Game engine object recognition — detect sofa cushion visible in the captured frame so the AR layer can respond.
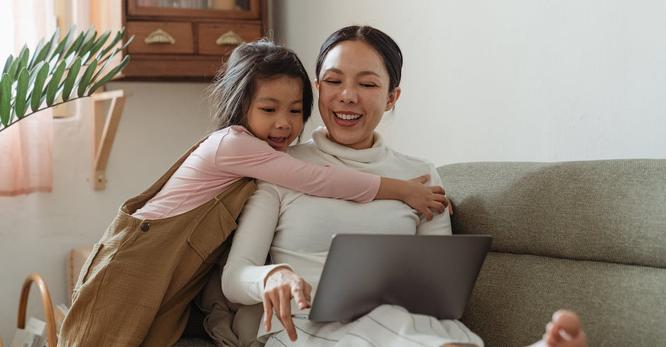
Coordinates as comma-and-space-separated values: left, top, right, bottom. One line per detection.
438, 160, 666, 267
462, 252, 666, 346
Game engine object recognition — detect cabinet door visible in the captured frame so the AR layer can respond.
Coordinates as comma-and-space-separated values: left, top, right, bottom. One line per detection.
127, 0, 261, 19
198, 22, 262, 56
126, 22, 194, 54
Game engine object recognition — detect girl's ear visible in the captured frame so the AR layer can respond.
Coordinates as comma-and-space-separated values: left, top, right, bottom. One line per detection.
386, 87, 401, 111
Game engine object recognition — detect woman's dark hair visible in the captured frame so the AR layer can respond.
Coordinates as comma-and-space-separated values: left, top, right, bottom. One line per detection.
315, 25, 403, 91
210, 39, 313, 130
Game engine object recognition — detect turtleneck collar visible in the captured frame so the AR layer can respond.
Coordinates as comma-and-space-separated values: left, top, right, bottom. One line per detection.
311, 126, 387, 164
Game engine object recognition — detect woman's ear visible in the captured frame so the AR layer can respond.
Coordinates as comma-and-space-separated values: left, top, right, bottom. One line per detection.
386, 87, 402, 111
313, 79, 320, 91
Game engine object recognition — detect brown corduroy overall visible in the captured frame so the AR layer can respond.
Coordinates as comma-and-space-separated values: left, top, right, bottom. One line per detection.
58, 140, 257, 347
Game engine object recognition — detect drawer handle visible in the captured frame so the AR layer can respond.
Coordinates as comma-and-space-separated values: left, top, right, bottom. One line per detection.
216, 31, 243, 46
145, 28, 176, 45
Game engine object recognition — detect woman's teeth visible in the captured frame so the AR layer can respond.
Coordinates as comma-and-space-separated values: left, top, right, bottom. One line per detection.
334, 112, 362, 120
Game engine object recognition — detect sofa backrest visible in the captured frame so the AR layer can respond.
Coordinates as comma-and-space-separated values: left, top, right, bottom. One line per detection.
438, 159, 666, 346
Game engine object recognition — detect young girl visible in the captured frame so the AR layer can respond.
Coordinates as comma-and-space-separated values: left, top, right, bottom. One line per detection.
58, 40, 447, 347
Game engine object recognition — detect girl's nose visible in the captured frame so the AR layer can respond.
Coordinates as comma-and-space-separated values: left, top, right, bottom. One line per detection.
275, 114, 291, 130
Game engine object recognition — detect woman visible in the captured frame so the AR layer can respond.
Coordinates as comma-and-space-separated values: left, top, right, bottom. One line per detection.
222, 26, 587, 347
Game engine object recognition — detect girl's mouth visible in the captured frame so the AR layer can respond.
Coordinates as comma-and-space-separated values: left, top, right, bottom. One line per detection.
333, 112, 362, 127
267, 136, 289, 150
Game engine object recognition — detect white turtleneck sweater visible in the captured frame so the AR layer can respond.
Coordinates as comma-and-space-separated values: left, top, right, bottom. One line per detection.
222, 128, 481, 346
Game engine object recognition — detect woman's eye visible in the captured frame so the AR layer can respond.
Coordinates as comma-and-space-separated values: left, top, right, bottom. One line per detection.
360, 83, 377, 88
324, 80, 341, 84
290, 109, 303, 114
260, 107, 276, 113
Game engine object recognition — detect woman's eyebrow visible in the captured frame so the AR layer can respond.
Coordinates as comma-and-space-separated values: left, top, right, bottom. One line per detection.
358, 71, 381, 78
324, 68, 381, 78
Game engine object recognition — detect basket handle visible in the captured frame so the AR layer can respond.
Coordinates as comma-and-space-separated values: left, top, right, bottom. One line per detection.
17, 273, 58, 347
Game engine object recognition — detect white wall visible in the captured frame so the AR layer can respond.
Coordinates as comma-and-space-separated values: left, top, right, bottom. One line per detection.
0, 82, 213, 341
274, 0, 666, 164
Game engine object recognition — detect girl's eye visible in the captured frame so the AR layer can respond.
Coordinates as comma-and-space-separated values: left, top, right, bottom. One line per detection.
290, 109, 303, 114
260, 107, 276, 113
360, 83, 378, 88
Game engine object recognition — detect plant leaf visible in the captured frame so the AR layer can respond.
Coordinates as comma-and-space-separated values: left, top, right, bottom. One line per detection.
96, 27, 125, 61
0, 73, 11, 127
87, 56, 130, 95
77, 59, 97, 97
28, 38, 44, 69
45, 28, 60, 59
98, 35, 134, 65
75, 28, 97, 59
15, 45, 30, 79
31, 63, 49, 112
46, 59, 66, 105
62, 57, 82, 101
28, 61, 43, 87
50, 27, 75, 61
29, 38, 53, 70
2, 55, 13, 74
14, 68, 29, 118
62, 32, 85, 61
7, 46, 29, 81
85, 31, 110, 64
90, 47, 119, 83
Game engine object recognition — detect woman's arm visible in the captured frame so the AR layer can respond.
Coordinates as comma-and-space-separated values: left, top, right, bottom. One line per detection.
222, 183, 290, 304
218, 128, 445, 217
221, 181, 309, 341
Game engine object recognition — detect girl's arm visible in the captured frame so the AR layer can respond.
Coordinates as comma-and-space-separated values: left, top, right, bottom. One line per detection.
219, 128, 445, 217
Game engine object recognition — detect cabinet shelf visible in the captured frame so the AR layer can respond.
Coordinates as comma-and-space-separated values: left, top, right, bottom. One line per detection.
92, 0, 268, 81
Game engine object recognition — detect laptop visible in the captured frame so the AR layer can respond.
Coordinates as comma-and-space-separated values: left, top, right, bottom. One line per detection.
297, 234, 492, 322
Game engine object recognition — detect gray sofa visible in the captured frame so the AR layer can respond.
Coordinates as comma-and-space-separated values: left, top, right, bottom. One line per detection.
439, 159, 666, 346
177, 159, 665, 346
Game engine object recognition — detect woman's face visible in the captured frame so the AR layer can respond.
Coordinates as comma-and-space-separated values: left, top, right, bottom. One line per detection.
316, 40, 400, 149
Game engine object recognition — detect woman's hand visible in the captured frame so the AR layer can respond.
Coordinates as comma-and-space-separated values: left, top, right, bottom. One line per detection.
403, 175, 451, 220
263, 266, 312, 341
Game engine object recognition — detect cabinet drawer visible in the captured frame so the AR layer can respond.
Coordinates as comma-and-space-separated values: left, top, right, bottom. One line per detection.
198, 23, 263, 56
127, 21, 194, 54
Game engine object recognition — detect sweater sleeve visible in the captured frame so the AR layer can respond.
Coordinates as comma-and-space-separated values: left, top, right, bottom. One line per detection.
416, 164, 453, 236
216, 128, 380, 203
222, 182, 293, 305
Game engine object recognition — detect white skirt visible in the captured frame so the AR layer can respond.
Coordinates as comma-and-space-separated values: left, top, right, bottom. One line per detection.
261, 305, 483, 347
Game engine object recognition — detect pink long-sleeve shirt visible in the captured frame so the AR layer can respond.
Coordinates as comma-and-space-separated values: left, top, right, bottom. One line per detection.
133, 126, 380, 220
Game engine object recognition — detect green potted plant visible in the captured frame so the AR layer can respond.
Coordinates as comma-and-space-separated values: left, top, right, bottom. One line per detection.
0, 27, 134, 132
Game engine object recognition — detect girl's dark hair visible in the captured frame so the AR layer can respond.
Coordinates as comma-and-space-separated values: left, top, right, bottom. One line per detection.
210, 39, 313, 130
315, 25, 403, 91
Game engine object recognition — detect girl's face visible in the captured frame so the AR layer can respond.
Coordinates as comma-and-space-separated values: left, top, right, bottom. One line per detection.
246, 75, 305, 151
316, 40, 400, 150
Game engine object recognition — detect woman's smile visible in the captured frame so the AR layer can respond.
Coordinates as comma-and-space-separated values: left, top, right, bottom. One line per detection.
333, 111, 363, 126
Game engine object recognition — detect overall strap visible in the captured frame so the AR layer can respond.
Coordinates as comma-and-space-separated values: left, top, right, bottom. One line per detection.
122, 134, 212, 214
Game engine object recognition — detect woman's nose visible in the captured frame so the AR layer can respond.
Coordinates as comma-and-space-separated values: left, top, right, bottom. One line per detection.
339, 85, 358, 104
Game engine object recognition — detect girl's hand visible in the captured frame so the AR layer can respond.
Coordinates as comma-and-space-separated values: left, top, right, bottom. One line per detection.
263, 267, 312, 341
403, 175, 450, 220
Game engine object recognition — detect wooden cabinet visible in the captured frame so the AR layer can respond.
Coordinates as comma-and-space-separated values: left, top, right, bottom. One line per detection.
92, 0, 268, 81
